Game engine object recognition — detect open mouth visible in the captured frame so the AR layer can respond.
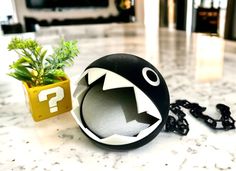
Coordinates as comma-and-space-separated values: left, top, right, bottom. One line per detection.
72, 68, 162, 145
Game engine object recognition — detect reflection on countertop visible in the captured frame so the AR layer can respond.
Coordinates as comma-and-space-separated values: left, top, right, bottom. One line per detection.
0, 23, 236, 170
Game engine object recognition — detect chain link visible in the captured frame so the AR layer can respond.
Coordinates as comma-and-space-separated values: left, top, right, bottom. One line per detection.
165, 99, 235, 136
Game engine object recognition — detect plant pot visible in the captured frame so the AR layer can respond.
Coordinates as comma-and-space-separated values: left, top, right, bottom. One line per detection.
23, 76, 72, 121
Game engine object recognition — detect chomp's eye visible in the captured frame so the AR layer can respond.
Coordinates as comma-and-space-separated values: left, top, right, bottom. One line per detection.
142, 67, 160, 86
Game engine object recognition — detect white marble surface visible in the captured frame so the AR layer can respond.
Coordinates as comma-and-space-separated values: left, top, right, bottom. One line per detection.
0, 23, 236, 170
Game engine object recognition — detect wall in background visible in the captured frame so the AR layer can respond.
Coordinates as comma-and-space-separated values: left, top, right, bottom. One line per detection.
224, 0, 236, 40
0, 0, 17, 24
233, 4, 236, 38
14, 0, 119, 31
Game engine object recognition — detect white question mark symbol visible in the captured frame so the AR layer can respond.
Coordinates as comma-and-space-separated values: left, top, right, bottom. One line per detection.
38, 86, 64, 113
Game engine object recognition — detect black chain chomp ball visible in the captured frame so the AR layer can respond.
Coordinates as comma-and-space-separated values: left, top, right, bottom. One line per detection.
72, 53, 170, 150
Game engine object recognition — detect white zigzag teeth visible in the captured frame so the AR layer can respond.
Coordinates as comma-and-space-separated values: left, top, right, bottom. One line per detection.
73, 77, 88, 97
133, 87, 161, 119
102, 71, 133, 91
137, 121, 160, 138
87, 68, 106, 85
86, 68, 161, 119
101, 134, 137, 145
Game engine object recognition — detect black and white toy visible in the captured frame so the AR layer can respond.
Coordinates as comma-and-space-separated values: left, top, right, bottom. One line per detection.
72, 53, 170, 150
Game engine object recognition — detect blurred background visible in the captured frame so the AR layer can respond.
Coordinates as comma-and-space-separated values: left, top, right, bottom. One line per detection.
0, 0, 236, 40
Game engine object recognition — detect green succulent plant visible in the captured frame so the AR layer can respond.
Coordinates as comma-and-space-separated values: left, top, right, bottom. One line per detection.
8, 37, 79, 87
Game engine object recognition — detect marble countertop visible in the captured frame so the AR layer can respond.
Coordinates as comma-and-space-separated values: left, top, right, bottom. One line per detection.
1, 23, 236, 170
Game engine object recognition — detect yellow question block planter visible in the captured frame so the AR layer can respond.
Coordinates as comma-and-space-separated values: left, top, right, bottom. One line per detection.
23, 76, 72, 121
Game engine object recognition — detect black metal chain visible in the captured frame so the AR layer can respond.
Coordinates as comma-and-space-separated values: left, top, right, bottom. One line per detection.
165, 99, 235, 136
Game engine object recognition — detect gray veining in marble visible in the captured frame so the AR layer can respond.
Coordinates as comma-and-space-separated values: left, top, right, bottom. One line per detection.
0, 23, 236, 170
